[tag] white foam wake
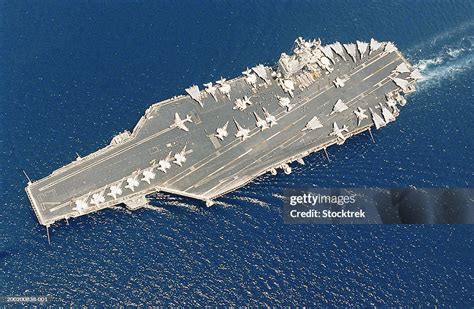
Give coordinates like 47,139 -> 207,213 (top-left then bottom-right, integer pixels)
415,53 -> 473,90
407,21 -> 474,91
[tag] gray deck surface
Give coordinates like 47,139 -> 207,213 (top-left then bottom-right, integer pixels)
26,41 -> 415,226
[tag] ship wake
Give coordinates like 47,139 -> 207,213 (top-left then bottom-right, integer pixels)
407,20 -> 474,91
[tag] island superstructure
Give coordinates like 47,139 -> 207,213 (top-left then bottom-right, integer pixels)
25,37 -> 421,226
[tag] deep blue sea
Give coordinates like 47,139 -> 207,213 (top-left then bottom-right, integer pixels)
1,1 -> 473,306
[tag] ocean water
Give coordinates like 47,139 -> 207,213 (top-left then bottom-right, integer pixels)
1,1 -> 473,306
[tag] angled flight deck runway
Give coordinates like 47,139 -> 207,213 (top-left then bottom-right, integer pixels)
25,38 -> 420,226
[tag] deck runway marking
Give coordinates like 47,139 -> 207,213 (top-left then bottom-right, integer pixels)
187,148 -> 254,190
39,126 -> 175,191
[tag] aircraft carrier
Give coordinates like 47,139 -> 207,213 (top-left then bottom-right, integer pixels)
25,37 -> 421,227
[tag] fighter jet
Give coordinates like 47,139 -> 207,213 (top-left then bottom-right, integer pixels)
391,77 -> 410,92
173,146 -> 188,166
73,199 -> 88,212
253,112 -> 269,131
354,107 -> 368,126
108,184 -> 123,199
379,103 -> 396,123
369,108 -> 386,129
158,153 -> 172,173
233,96 -> 252,111
204,82 -> 218,101
330,122 -> 349,143
185,85 -> 203,107
384,42 -> 397,53
233,98 -> 246,111
343,43 -> 357,62
302,116 -> 323,131
246,74 -> 258,87
216,77 -> 227,86
234,119 -> 250,141
217,78 -> 231,98
330,99 -> 348,115
369,38 -> 382,55
277,95 -> 294,111
242,68 -> 252,76
125,176 -> 140,192
215,121 -> 229,140
141,169 -> 156,184
356,40 -> 369,58
252,64 -> 271,85
242,68 -> 258,87
262,107 -> 277,127
330,42 -> 346,61
170,113 -> 193,132
319,45 -> 335,64
90,192 -> 105,207
393,62 -> 410,74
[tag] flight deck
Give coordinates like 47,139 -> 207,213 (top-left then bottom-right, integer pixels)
25,38 -> 420,226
